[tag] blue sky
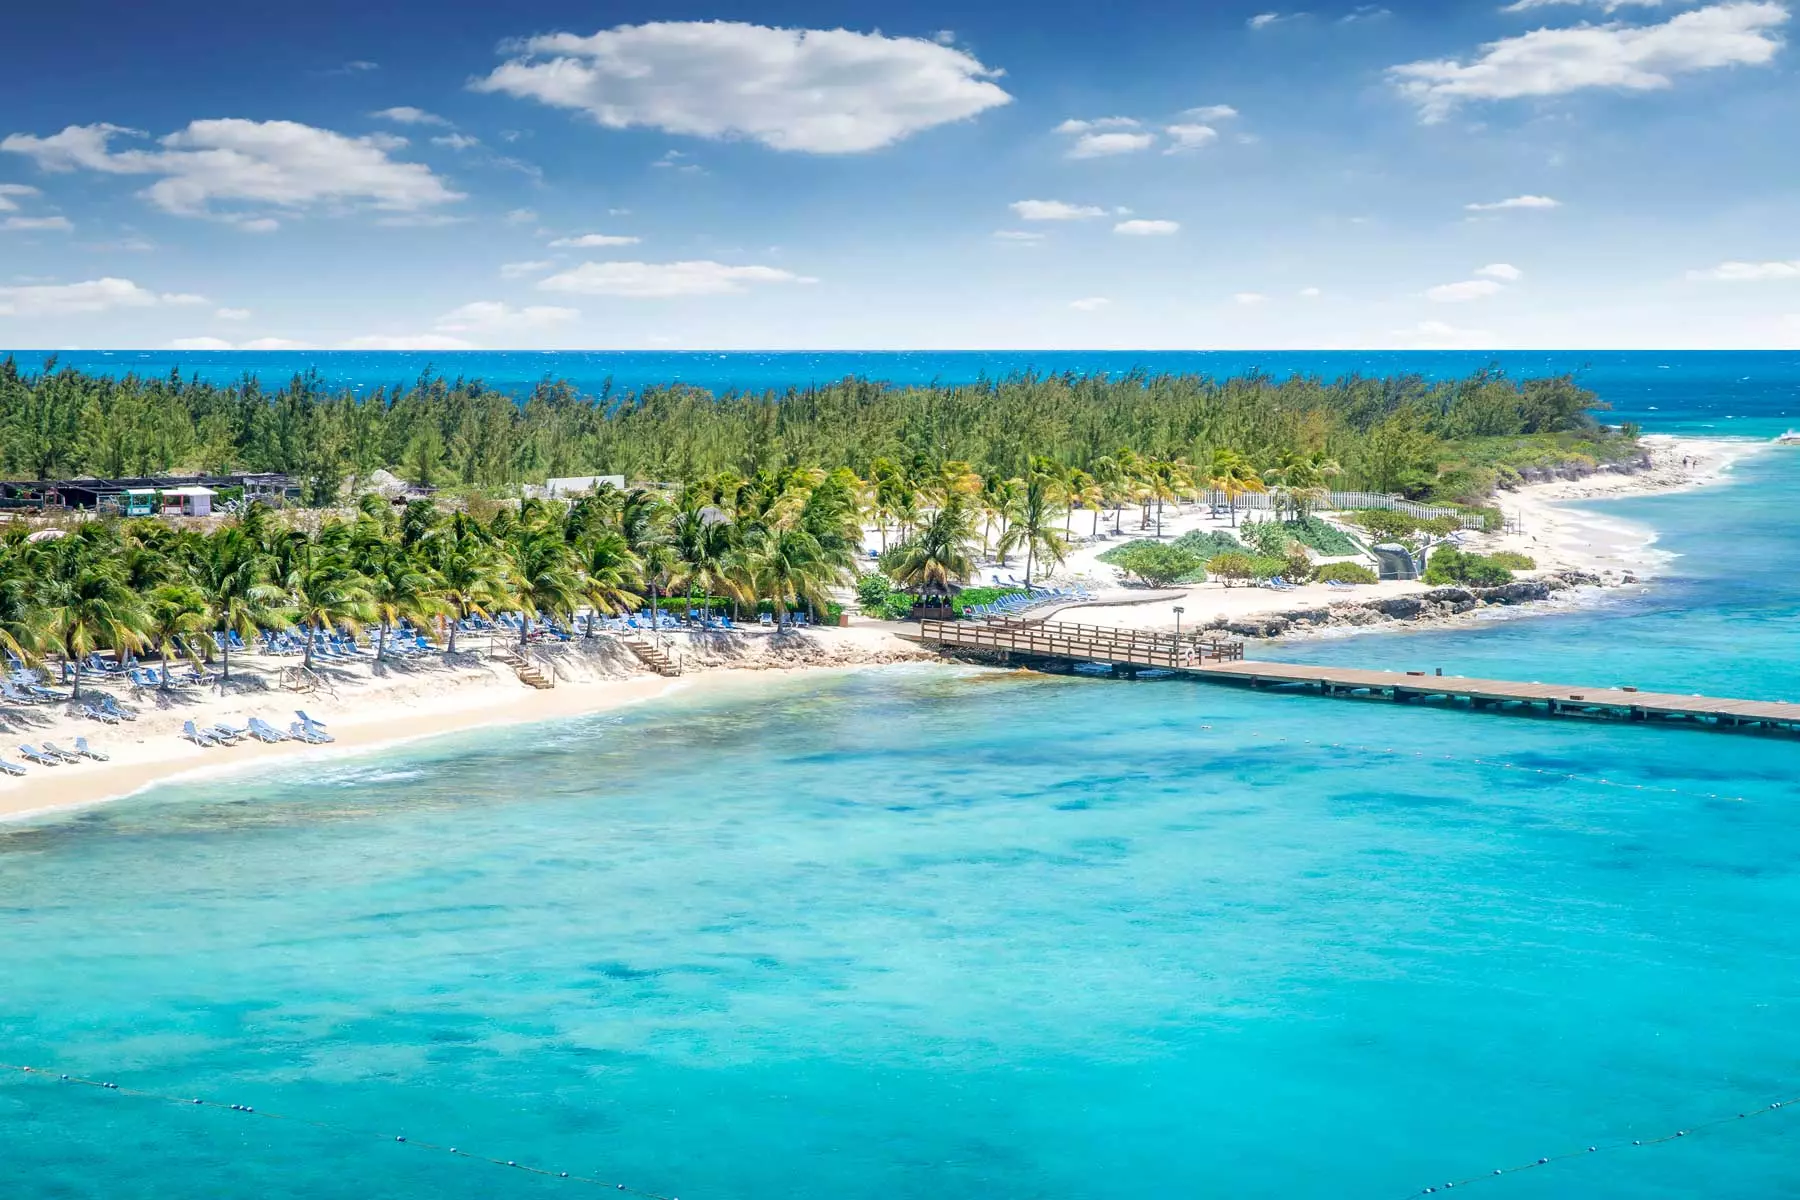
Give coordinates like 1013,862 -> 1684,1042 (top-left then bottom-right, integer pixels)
0,0 -> 1795,350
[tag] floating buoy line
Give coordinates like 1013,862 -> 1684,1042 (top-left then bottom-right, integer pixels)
2,1063 -> 678,1196
1399,1091 -> 1800,1195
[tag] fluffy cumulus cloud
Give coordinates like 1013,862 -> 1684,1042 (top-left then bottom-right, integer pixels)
1011,199 -> 1108,221
1427,278 -> 1506,302
538,260 -> 818,297
1164,124 -> 1221,152
1689,259 -> 1800,280
1466,194 -> 1562,211
0,119 -> 462,227
434,300 -> 580,333
3,215 -> 72,231
1114,218 -> 1180,236
473,21 -> 1012,154
1476,263 -> 1524,280
0,183 -> 39,210
1248,12 -> 1300,29
0,277 -> 171,316
1069,296 -> 1111,311
1066,131 -> 1157,158
1391,320 -> 1494,349
371,106 -> 451,126
1501,0 -> 1667,11
549,232 -> 641,247
1389,2 -> 1789,121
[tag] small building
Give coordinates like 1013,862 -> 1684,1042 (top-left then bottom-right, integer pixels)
159,485 -> 216,517
535,475 -> 626,499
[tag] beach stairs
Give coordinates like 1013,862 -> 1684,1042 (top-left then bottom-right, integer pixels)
496,647 -> 555,690
624,639 -> 682,678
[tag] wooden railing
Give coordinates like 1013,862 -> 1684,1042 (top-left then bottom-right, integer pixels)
917,619 -> 1244,669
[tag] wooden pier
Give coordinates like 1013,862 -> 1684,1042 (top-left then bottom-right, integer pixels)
909,618 -> 1800,736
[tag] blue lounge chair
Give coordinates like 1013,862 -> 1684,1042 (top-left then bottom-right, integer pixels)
40,742 -> 83,764
181,721 -> 219,748
73,737 -> 109,761
289,721 -> 333,744
248,717 -> 288,743
0,758 -> 25,776
296,710 -> 328,731
18,745 -> 60,766
99,695 -> 137,721
81,704 -> 119,724
1,681 -> 38,705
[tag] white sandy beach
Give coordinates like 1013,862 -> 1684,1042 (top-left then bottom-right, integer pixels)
3,433 -> 1774,824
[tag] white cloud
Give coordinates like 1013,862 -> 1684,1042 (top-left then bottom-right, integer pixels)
992,230 -> 1046,242
1248,12 -> 1301,28
1234,292 -> 1269,306
504,208 -> 539,225
1114,219 -> 1180,236
0,277 -> 160,316
2,215 -> 72,231
434,300 -> 580,333
1426,278 -> 1506,302
501,259 -> 555,278
1466,194 -> 1563,211
0,120 -> 463,225
1502,0 -> 1667,11
215,307 -> 251,320
1011,199 -> 1108,221
1476,263 -> 1524,280
430,133 -> 481,151
1069,296 -> 1111,311
161,292 -> 209,305
372,107 -> 451,126
169,336 -> 234,350
1689,259 -> 1800,281
1390,2 -> 1790,122
1183,104 -> 1240,120
0,183 -> 39,210
1164,124 -> 1220,152
1299,286 -> 1323,298
538,260 -> 818,298
473,21 -> 1012,153
340,334 -> 475,350
1392,320 -> 1494,348
1341,4 -> 1393,21
241,337 -> 312,350
1066,131 -> 1157,158
549,232 -> 641,248
1054,117 -> 1141,133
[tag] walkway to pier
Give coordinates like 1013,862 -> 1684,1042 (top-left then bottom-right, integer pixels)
910,617 -> 1800,735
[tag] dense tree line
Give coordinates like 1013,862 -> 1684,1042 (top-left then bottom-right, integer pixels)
0,358 -> 1624,504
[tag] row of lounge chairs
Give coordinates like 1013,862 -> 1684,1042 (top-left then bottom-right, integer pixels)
964,585 -> 1095,621
4,737 -> 108,775
182,711 -> 334,749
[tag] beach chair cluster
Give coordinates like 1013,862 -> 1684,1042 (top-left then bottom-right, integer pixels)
963,585 -> 1094,621
4,736 -> 109,776
259,624 -> 437,661
591,608 -> 738,633
2,666 -> 71,707
1262,577 -> 1300,592
128,663 -> 213,689
181,710 -> 334,750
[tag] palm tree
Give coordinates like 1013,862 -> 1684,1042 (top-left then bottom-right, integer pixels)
506,531 -> 583,647
366,551 -> 444,662
1015,461 -> 1070,587
576,530 -> 643,635
286,547 -> 373,672
885,499 -> 975,597
743,526 -> 844,626
435,541 -> 510,654
34,560 -> 147,699
1208,448 -> 1266,528
143,582 -> 211,692
190,528 -> 287,683
670,505 -> 734,621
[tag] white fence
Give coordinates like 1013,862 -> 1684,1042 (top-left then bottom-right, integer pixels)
1199,489 -> 1501,531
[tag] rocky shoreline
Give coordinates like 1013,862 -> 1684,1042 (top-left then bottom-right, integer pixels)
1202,570 -> 1607,639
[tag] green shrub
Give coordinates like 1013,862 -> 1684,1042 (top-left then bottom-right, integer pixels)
1280,516 -> 1360,556
1109,543 -> 1205,587
950,586 -> 1027,615
1239,520 -> 1297,558
1171,529 -> 1242,557
1422,546 -> 1514,587
1486,550 -> 1536,571
854,571 -> 930,619
1315,562 -> 1378,584
1207,551 -> 1258,586
1346,509 -> 1419,541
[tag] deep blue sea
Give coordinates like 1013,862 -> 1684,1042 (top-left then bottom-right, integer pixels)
6,360 -> 1800,1198
8,349 -> 1800,438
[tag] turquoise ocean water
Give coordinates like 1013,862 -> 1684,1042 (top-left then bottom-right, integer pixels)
6,363 -> 1800,1197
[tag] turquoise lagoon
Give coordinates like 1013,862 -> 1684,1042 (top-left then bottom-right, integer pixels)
6,452 -> 1800,1199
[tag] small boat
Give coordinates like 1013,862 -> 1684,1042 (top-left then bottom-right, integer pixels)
1776,430 -> 1800,445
